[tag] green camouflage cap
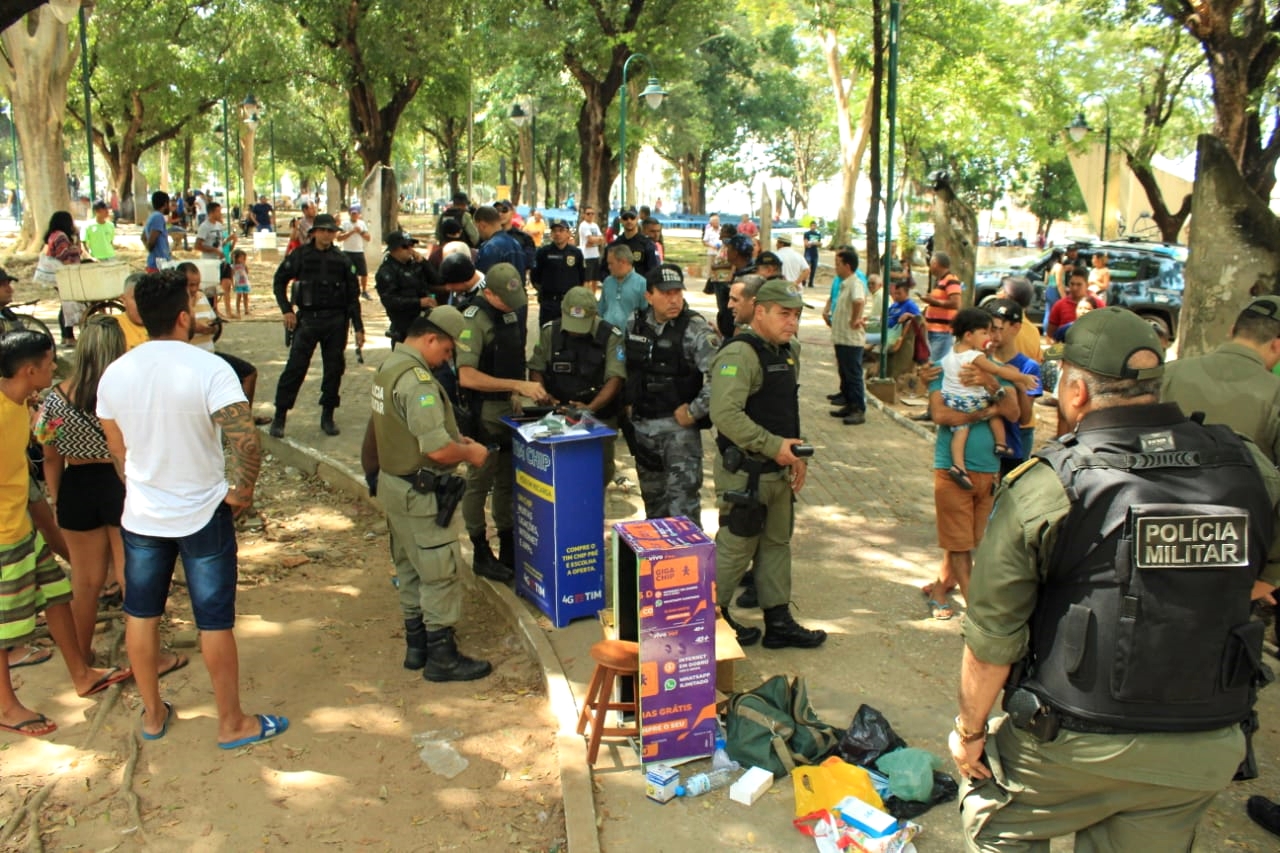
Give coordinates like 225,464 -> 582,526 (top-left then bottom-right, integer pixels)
560,286 -> 598,334
1046,306 -> 1164,380
484,263 -> 527,310
753,279 -> 804,309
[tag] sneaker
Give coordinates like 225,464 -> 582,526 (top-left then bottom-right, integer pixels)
826,394 -> 847,405
842,411 -> 866,425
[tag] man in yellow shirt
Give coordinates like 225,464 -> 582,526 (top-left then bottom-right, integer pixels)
1,329 -> 133,738
114,273 -> 150,350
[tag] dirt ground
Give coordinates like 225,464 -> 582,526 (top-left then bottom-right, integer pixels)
1,241 -> 564,852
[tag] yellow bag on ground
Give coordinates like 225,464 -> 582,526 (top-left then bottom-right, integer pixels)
792,755 -> 884,817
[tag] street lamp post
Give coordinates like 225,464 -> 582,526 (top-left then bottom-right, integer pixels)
510,102 -> 536,207
618,53 -> 667,209
78,5 -> 95,202
240,93 -> 260,213
269,115 -> 276,205
219,99 -> 230,209
879,0 -> 901,380
1067,96 -> 1111,240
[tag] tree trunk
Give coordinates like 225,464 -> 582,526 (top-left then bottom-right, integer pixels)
576,83 -> 615,219
823,27 -> 874,247
0,7 -> 75,253
864,0 -> 885,277
932,175 -> 979,301
1126,154 -> 1190,243
1180,134 -> 1280,357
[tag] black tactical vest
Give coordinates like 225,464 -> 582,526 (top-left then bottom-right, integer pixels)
545,321 -> 618,417
625,308 -> 703,419
715,333 -> 799,454
469,299 -> 525,398
1022,404 -> 1273,732
291,244 -> 351,311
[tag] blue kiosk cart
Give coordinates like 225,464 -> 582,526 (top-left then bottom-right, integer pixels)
504,417 -> 615,627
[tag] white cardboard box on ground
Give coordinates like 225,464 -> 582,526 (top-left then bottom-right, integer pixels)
729,765 -> 774,805
645,764 -> 681,804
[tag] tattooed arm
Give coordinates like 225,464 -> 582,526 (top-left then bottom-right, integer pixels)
212,401 -> 262,513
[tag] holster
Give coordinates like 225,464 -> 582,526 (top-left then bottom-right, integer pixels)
723,464 -> 766,537
434,474 -> 467,528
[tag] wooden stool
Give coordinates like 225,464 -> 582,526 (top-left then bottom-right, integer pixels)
576,639 -> 640,764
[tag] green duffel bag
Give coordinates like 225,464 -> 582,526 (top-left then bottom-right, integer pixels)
725,674 -> 842,778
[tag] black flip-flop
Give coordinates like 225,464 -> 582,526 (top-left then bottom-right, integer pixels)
947,465 -> 975,491
158,653 -> 190,679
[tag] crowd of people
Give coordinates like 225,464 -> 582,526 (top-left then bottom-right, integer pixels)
4,196 -> 1280,849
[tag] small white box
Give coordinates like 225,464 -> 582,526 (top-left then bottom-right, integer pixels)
729,765 -> 774,806
645,764 -> 680,804
834,795 -> 899,838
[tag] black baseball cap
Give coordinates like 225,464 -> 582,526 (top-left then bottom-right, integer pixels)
386,230 -> 418,250
984,298 -> 1023,324
0,267 -> 15,283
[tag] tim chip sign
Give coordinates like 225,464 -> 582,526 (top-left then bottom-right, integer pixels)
1135,514 -> 1250,569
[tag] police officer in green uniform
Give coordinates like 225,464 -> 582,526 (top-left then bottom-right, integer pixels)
270,213 -> 364,438
372,306 -> 492,682
1161,293 -> 1280,464
528,286 -> 626,486
710,280 -> 827,650
951,308 -> 1280,852
456,263 -> 550,582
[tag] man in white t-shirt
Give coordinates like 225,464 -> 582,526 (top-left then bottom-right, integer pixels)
98,270 -> 287,749
195,201 -> 236,318
576,206 -> 604,292
338,205 -> 372,299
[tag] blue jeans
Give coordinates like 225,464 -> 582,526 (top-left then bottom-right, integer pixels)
123,503 -> 238,630
834,345 -> 865,413
928,331 -> 953,363
1043,285 -> 1060,334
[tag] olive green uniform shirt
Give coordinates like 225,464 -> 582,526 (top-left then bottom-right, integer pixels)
709,332 -> 802,462
527,317 -> 627,400
374,343 -> 460,475
1160,341 -> 1280,464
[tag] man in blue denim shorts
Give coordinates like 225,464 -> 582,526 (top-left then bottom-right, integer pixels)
98,270 -> 287,748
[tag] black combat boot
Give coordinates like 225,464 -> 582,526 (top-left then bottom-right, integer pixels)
736,570 -> 758,609
268,410 -> 286,438
470,532 -> 514,583
762,604 -> 827,649
497,529 -> 516,571
403,617 -> 428,671
422,627 -> 492,682
320,407 -> 340,436
720,606 -> 761,647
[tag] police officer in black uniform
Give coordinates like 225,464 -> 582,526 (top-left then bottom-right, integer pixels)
717,234 -> 757,339
376,230 -> 440,342
608,207 -> 660,276
270,213 -> 364,438
530,218 -> 585,326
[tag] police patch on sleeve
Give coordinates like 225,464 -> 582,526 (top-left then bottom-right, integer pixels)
719,364 -> 738,376
419,394 -> 436,407
1134,512 -> 1249,569
616,345 -> 625,361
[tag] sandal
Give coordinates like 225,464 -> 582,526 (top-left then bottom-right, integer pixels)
947,464 -> 975,491
994,444 -> 1018,459
927,599 -> 955,620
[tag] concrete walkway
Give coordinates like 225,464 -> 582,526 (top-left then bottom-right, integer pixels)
224,279 -> 1280,853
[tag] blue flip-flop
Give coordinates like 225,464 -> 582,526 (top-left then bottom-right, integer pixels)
141,701 -> 174,741
218,714 -> 289,750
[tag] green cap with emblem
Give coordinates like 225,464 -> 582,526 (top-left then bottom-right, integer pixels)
560,286 -> 598,334
426,305 -> 466,341
1046,306 -> 1164,380
753,279 -> 804,309
484,263 -> 527,310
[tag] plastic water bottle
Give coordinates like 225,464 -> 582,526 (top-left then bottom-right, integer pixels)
675,767 -> 736,797
711,737 -> 739,773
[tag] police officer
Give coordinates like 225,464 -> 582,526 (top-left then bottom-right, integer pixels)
951,307 -> 1280,851
372,306 -> 492,682
711,280 -> 826,650
270,213 -> 364,437
456,263 -> 550,582
376,230 -> 441,343
623,263 -> 715,522
608,207 -> 659,276
531,219 -> 585,326
528,286 -> 625,486
716,234 -> 757,339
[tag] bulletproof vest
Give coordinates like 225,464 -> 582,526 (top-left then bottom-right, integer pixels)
468,299 -> 525,398
1023,406 -> 1273,732
545,321 -> 618,418
714,333 -> 799,454
291,245 -> 350,311
625,308 -> 703,418
372,349 -> 451,476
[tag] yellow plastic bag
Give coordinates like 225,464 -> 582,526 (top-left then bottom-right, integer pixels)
792,756 -> 884,817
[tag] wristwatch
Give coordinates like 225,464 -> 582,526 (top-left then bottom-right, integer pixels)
954,715 -> 987,743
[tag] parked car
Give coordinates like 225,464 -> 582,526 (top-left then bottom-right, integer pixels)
973,238 -> 1188,339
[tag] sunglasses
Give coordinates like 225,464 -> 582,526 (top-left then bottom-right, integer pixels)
621,214 -> 637,220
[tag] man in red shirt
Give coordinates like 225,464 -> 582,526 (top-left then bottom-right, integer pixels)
1046,267 -> 1104,340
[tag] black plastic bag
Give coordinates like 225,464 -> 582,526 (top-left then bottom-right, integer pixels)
836,704 -> 907,767
883,771 -> 960,820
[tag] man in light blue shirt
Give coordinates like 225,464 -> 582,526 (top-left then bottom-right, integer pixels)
598,244 -> 647,328
142,191 -> 172,272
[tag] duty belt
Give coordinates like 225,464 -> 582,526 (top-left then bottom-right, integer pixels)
298,307 -> 345,316
1053,711 -> 1136,736
394,469 -> 442,490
